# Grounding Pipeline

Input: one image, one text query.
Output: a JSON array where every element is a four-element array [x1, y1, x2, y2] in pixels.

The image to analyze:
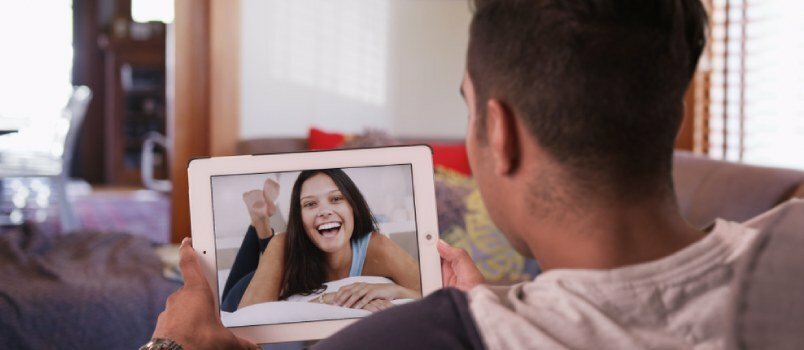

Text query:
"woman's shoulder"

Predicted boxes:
[[367, 231, 390, 250], [363, 232, 394, 275], [366, 231, 406, 258], [267, 232, 288, 247]]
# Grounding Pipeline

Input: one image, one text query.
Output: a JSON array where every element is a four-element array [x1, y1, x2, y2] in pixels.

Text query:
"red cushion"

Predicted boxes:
[[431, 143, 471, 175], [307, 127, 471, 175], [308, 127, 347, 150]]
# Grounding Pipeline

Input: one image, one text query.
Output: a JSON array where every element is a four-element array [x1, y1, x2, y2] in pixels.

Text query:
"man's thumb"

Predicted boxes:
[[437, 239, 465, 261]]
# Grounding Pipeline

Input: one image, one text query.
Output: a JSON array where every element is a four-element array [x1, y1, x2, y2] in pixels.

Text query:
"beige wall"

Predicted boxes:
[[239, 0, 472, 139]]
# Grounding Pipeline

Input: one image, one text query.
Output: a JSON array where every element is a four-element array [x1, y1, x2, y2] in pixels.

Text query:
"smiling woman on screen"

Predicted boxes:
[[220, 169, 421, 313]]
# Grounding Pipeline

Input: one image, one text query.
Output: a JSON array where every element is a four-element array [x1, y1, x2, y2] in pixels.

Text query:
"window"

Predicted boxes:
[[696, 0, 804, 169], [0, 1, 73, 131], [131, 0, 174, 23]]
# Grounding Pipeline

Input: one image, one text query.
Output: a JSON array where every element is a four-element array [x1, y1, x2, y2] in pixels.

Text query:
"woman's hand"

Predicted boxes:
[[153, 238, 258, 350], [322, 282, 415, 310], [310, 291, 394, 313], [437, 240, 485, 291], [361, 299, 394, 312]]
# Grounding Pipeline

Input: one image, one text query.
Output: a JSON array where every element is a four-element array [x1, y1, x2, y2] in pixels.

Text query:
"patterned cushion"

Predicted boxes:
[[435, 167, 540, 283], [340, 128, 538, 282]]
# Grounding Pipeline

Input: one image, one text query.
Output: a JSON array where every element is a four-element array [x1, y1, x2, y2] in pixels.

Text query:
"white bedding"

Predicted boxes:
[[220, 275, 413, 327]]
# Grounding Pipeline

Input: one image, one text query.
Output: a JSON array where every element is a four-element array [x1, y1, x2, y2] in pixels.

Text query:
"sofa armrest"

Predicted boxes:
[[789, 181, 804, 199], [673, 151, 804, 228]]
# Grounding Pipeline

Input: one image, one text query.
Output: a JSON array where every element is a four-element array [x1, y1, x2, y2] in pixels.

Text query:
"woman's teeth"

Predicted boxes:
[[317, 222, 342, 236], [318, 222, 341, 230]]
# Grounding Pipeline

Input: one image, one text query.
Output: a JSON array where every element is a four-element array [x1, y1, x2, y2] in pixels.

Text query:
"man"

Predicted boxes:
[[148, 0, 760, 348]]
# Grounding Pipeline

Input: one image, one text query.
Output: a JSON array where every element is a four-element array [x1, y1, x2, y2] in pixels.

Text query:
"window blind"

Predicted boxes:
[[695, 0, 804, 169]]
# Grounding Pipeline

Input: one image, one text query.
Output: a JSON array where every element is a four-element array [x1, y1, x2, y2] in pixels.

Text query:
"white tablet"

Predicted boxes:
[[188, 145, 442, 344]]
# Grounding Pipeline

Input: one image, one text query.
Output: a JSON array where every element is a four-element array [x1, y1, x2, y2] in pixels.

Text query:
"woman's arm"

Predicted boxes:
[[326, 232, 422, 309], [237, 233, 287, 309]]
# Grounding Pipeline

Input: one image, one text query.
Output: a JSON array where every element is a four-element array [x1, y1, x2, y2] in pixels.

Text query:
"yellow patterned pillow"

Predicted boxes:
[[435, 167, 539, 283]]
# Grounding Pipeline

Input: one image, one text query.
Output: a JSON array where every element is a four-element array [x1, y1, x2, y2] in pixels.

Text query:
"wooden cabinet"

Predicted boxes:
[[101, 35, 167, 186]]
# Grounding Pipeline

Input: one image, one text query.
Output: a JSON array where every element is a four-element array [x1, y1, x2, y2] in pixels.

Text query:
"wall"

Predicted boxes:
[[240, 0, 471, 139]]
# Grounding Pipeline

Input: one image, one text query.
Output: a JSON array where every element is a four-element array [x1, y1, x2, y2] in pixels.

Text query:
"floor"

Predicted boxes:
[[0, 178, 170, 244]]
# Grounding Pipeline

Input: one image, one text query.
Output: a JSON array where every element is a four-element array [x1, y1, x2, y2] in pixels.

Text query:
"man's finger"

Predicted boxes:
[[437, 239, 468, 261], [441, 259, 453, 286], [178, 237, 207, 289]]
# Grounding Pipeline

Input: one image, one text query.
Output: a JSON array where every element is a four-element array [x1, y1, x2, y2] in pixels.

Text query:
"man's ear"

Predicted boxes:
[[485, 99, 520, 176]]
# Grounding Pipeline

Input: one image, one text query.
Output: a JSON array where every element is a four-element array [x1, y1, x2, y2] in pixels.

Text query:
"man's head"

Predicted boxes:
[[466, 0, 707, 193], [462, 0, 707, 254]]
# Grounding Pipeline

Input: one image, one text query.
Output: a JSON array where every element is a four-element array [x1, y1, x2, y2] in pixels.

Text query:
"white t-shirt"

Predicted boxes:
[[468, 219, 759, 349]]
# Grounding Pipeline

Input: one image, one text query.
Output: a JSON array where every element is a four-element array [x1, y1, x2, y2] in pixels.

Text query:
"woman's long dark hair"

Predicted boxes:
[[279, 169, 377, 300]]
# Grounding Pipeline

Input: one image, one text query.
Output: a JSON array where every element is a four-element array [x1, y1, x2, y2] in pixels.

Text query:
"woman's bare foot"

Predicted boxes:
[[263, 178, 280, 204], [243, 190, 274, 239]]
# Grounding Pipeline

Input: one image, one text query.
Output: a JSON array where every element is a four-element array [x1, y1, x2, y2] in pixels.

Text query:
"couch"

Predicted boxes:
[[238, 132, 804, 283], [673, 151, 804, 228]]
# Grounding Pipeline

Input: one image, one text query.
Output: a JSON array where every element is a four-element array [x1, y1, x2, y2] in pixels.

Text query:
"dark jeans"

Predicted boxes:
[[221, 226, 271, 312]]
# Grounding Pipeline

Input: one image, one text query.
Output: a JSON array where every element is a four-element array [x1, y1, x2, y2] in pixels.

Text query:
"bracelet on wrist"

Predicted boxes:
[[139, 337, 183, 350]]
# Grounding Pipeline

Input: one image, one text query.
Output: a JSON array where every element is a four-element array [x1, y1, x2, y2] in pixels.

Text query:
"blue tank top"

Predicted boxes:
[[348, 232, 372, 276]]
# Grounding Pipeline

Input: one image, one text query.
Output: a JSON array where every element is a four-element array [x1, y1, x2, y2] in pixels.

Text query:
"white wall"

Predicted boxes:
[[240, 0, 471, 139]]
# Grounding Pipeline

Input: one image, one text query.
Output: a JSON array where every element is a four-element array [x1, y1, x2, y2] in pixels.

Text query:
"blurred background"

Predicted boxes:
[[1, 0, 802, 244]]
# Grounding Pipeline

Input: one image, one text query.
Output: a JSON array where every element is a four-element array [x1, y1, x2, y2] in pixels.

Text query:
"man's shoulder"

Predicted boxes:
[[314, 288, 486, 350]]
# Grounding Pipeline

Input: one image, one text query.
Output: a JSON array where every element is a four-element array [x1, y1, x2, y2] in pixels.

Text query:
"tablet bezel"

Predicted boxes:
[[187, 145, 442, 344]]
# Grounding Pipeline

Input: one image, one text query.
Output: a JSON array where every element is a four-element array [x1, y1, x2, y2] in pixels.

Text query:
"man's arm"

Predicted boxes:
[[315, 240, 487, 349], [314, 288, 485, 350], [149, 238, 485, 349], [151, 238, 258, 349]]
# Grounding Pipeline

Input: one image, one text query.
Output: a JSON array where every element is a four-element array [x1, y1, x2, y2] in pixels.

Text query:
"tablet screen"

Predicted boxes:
[[210, 165, 422, 327]]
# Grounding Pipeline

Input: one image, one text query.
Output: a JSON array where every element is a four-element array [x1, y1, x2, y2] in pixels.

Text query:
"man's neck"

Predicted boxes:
[[523, 196, 703, 271]]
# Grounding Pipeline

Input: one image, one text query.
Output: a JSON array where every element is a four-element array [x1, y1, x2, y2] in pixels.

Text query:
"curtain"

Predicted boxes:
[[694, 0, 804, 169]]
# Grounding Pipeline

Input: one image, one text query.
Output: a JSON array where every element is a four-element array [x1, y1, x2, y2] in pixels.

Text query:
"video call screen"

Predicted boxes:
[[210, 165, 422, 327]]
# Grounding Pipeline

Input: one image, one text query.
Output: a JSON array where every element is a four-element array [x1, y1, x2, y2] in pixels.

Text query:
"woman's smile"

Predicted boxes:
[[317, 222, 343, 237]]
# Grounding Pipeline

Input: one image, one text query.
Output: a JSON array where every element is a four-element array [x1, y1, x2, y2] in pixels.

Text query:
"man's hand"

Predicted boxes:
[[152, 238, 258, 350], [437, 240, 485, 292]]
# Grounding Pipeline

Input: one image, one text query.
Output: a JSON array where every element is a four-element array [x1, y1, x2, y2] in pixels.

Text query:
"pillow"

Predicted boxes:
[[340, 128, 400, 149], [314, 127, 471, 175], [308, 127, 349, 150], [431, 144, 471, 176], [435, 167, 539, 283]]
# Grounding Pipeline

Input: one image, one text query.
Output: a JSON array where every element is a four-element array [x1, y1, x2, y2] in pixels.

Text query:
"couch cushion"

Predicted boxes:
[[434, 168, 540, 283], [672, 152, 804, 228]]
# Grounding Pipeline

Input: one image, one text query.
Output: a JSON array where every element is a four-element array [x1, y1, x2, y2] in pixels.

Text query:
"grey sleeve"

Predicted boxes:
[[313, 288, 485, 350]]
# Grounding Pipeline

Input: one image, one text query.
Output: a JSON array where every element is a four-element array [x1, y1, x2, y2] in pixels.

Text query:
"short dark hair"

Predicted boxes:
[[468, 0, 707, 196], [279, 169, 377, 300]]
